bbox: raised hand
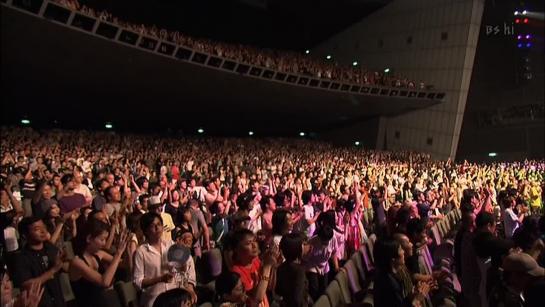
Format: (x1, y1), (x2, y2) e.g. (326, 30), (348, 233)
(115, 230), (130, 256)
(19, 281), (45, 307)
(263, 244), (280, 267)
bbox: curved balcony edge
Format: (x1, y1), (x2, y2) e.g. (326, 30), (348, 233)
(3, 0), (446, 102)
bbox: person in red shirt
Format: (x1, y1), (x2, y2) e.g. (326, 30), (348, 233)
(171, 162), (180, 182)
(230, 229), (278, 307)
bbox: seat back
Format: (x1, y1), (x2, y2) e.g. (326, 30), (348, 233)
(114, 281), (138, 307)
(343, 260), (362, 296)
(360, 245), (374, 272)
(366, 234), (376, 264)
(325, 280), (343, 307)
(416, 246), (432, 274)
(62, 241), (75, 261)
(431, 225), (442, 246)
(477, 257), (492, 307)
(334, 269), (352, 304)
(438, 220), (448, 238)
(313, 295), (331, 307)
(59, 272), (75, 302)
(350, 251), (366, 284)
(97, 288), (122, 307)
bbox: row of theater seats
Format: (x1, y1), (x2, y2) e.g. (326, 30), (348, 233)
(313, 208), (462, 307)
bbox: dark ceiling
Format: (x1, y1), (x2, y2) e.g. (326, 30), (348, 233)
(79, 0), (391, 51)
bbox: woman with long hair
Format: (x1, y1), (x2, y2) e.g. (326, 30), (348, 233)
(69, 219), (128, 307)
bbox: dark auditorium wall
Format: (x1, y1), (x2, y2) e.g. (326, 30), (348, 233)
(319, 117), (383, 149)
(311, 0), (486, 160)
(456, 0), (545, 161)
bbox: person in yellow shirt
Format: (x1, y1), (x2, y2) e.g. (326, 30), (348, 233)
(529, 181), (542, 215)
(148, 202), (176, 241)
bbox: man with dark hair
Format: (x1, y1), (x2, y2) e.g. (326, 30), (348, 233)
(472, 211), (514, 306)
(148, 203), (175, 242)
(187, 199), (210, 257)
(297, 190), (320, 237)
(91, 178), (110, 211)
(473, 212), (513, 262)
(13, 217), (65, 307)
(303, 225), (339, 301)
(103, 185), (122, 218)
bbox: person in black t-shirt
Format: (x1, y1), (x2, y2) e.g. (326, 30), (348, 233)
(12, 216), (66, 307)
(277, 232), (310, 307)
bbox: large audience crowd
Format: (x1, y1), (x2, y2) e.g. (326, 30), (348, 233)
(0, 127), (544, 307)
(43, 0), (427, 89)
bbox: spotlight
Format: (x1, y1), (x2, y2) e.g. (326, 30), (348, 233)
(299, 132), (305, 137)
(522, 10), (527, 15)
(197, 128), (204, 134)
(384, 68), (390, 73)
(354, 141), (360, 146)
(326, 55), (332, 60)
(488, 152), (497, 157)
(526, 34), (531, 39)
(517, 35), (522, 40)
(514, 11), (519, 16)
(352, 61), (358, 66)
(248, 131), (254, 136)
(21, 119), (30, 125)
(105, 123), (113, 129)
(523, 18), (528, 23)
(305, 50), (310, 54)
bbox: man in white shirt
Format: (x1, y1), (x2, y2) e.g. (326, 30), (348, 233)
(297, 191), (320, 237)
(133, 212), (197, 307)
(503, 197), (525, 239)
(73, 167), (92, 205)
(303, 225), (339, 301)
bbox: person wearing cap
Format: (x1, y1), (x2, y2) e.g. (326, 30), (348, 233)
(489, 251), (545, 307)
